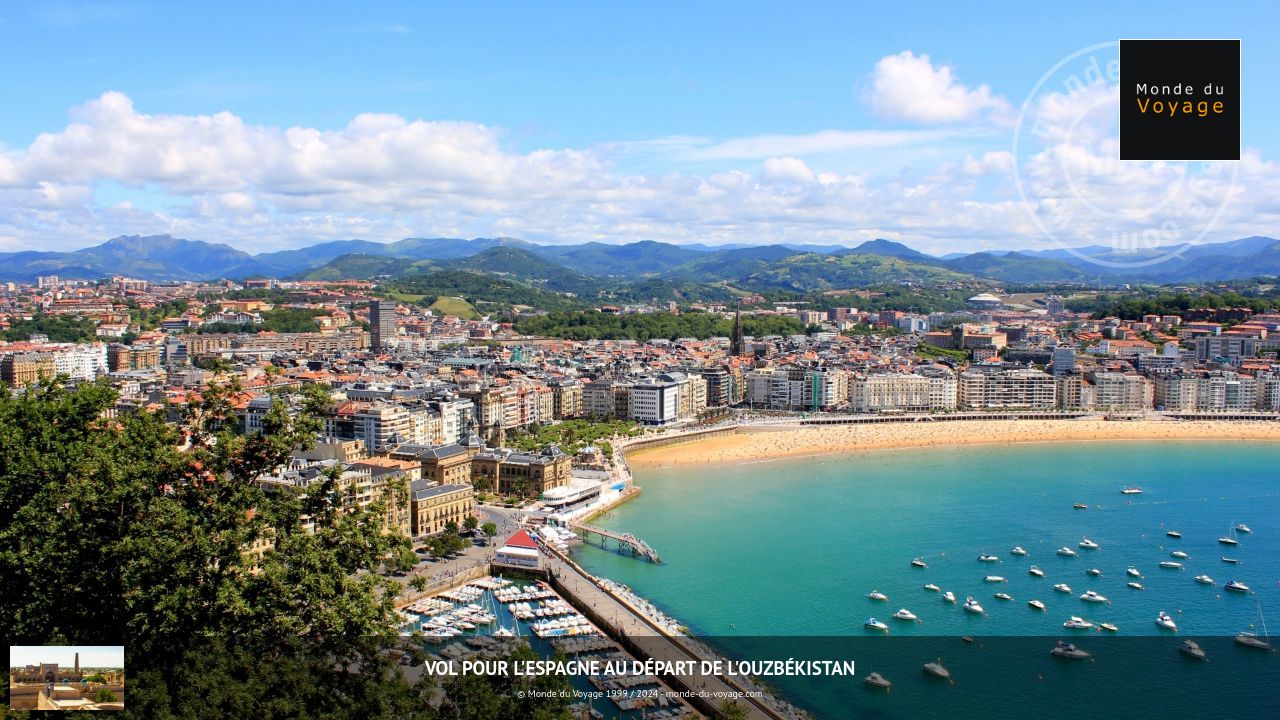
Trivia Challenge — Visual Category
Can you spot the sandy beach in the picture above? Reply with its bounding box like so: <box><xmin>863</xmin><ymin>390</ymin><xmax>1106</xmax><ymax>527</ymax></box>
<box><xmin>625</xmin><ymin>419</ymin><xmax>1280</xmax><ymax>468</ymax></box>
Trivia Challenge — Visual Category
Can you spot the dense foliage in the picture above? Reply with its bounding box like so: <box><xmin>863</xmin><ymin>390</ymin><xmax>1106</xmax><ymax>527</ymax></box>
<box><xmin>0</xmin><ymin>312</ymin><xmax>99</xmax><ymax>343</ymax></box>
<box><xmin>0</xmin><ymin>380</ymin><xmax>573</xmax><ymax>719</ymax></box>
<box><xmin>1071</xmin><ymin>291</ymin><xmax>1280</xmax><ymax>319</ymax></box>
<box><xmin>506</xmin><ymin>418</ymin><xmax>640</xmax><ymax>454</ymax></box>
<box><xmin>126</xmin><ymin>298</ymin><xmax>191</xmax><ymax>331</ymax></box>
<box><xmin>192</xmin><ymin>307</ymin><xmax>328</xmax><ymax>334</ymax></box>
<box><xmin>515</xmin><ymin>310</ymin><xmax>806</xmax><ymax>341</ymax></box>
<box><xmin>386</xmin><ymin>270</ymin><xmax>588</xmax><ymax>314</ymax></box>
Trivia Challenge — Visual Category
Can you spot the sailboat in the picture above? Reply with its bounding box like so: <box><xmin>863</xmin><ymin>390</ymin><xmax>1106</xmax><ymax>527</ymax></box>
<box><xmin>1235</xmin><ymin>599</ymin><xmax>1273</xmax><ymax>650</ymax></box>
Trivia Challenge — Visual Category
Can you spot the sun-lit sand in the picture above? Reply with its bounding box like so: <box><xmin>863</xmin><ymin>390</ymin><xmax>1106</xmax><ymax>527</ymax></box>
<box><xmin>625</xmin><ymin>419</ymin><xmax>1280</xmax><ymax>468</ymax></box>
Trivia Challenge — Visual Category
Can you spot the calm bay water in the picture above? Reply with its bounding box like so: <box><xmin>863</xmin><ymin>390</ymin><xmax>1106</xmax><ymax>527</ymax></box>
<box><xmin>574</xmin><ymin>441</ymin><xmax>1280</xmax><ymax>719</ymax></box>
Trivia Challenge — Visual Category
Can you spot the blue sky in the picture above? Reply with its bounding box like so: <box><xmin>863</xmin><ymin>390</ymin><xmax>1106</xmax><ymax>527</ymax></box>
<box><xmin>9</xmin><ymin>645</ymin><xmax>124</xmax><ymax>669</ymax></box>
<box><xmin>1</xmin><ymin>1</ymin><xmax>1277</xmax><ymax>254</ymax></box>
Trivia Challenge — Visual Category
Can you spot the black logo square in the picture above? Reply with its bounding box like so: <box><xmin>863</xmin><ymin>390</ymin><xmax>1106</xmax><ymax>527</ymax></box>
<box><xmin>1120</xmin><ymin>39</ymin><xmax>1240</xmax><ymax>161</ymax></box>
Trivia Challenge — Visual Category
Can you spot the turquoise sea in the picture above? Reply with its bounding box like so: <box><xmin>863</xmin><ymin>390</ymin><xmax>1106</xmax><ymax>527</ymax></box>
<box><xmin>574</xmin><ymin>441</ymin><xmax>1280</xmax><ymax>719</ymax></box>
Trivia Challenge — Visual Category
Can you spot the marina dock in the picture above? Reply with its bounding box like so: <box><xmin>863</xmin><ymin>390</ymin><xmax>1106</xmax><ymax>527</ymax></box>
<box><xmin>569</xmin><ymin>520</ymin><xmax>662</xmax><ymax>563</ymax></box>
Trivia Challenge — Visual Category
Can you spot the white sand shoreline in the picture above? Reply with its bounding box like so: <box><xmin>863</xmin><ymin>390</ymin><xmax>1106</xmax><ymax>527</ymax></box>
<box><xmin>625</xmin><ymin>419</ymin><xmax>1280</xmax><ymax>469</ymax></box>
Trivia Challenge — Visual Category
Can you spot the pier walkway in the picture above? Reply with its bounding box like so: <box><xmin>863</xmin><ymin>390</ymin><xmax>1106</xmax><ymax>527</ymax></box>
<box><xmin>568</xmin><ymin>520</ymin><xmax>662</xmax><ymax>563</ymax></box>
<box><xmin>545</xmin><ymin>554</ymin><xmax>785</xmax><ymax>720</ymax></box>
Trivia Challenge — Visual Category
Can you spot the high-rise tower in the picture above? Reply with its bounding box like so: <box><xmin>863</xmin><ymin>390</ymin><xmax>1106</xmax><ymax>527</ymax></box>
<box><xmin>369</xmin><ymin>300</ymin><xmax>396</xmax><ymax>350</ymax></box>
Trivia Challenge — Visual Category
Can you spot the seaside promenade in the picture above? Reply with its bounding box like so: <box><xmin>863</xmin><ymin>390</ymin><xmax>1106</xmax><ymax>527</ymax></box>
<box><xmin>543</xmin><ymin>552</ymin><xmax>787</xmax><ymax>720</ymax></box>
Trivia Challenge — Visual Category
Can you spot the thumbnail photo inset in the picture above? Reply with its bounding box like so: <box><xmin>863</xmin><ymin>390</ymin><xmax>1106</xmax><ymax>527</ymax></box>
<box><xmin>8</xmin><ymin>646</ymin><xmax>124</xmax><ymax>712</ymax></box>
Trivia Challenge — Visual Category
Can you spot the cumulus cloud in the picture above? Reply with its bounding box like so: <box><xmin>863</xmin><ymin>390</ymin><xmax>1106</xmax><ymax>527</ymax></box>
<box><xmin>864</xmin><ymin>51</ymin><xmax>1012</xmax><ymax>125</ymax></box>
<box><xmin>0</xmin><ymin>89</ymin><xmax>1275</xmax><ymax>256</ymax></box>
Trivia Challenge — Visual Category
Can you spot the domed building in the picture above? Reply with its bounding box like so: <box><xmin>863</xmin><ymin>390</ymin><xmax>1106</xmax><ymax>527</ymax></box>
<box><xmin>967</xmin><ymin>293</ymin><xmax>1004</xmax><ymax>309</ymax></box>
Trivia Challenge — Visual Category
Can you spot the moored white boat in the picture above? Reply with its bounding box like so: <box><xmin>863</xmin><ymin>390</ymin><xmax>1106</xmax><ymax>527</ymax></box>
<box><xmin>892</xmin><ymin>608</ymin><xmax>919</xmax><ymax>622</ymax></box>
<box><xmin>1194</xmin><ymin>575</ymin><xmax>1214</xmax><ymax>585</ymax></box>
<box><xmin>1029</xmin><ymin>565</ymin><xmax>1046</xmax><ymax>577</ymax></box>
<box><xmin>1011</xmin><ymin>546</ymin><xmax>1028</xmax><ymax>556</ymax></box>
<box><xmin>943</xmin><ymin>591</ymin><xmax>957</xmax><ymax>604</ymax></box>
<box><xmin>1078</xmin><ymin>537</ymin><xmax>1099</xmax><ymax>550</ymax></box>
<box><xmin>1224</xmin><ymin>580</ymin><xmax>1250</xmax><ymax>593</ymax></box>
<box><xmin>1063</xmin><ymin>616</ymin><xmax>1093</xmax><ymax>629</ymax></box>
<box><xmin>978</xmin><ymin>554</ymin><xmax>1000</xmax><ymax>562</ymax></box>
<box><xmin>1079</xmin><ymin>590</ymin><xmax>1108</xmax><ymax>603</ymax></box>
<box><xmin>1128</xmin><ymin>582</ymin><xmax>1144</xmax><ymax>590</ymax></box>
<box><xmin>1126</xmin><ymin>566</ymin><xmax>1142</xmax><ymax>577</ymax></box>
<box><xmin>994</xmin><ymin>592</ymin><xmax>1013</xmax><ymax>600</ymax></box>
<box><xmin>1057</xmin><ymin>547</ymin><xmax>1077</xmax><ymax>557</ymax></box>
<box><xmin>864</xmin><ymin>617</ymin><xmax>890</xmax><ymax>632</ymax></box>
<box><xmin>983</xmin><ymin>575</ymin><xmax>1007</xmax><ymax>583</ymax></box>
<box><xmin>962</xmin><ymin>596</ymin><xmax>984</xmax><ymax>614</ymax></box>
<box><xmin>1159</xmin><ymin>561</ymin><xmax>1183</xmax><ymax>569</ymax></box>
<box><xmin>1028</xmin><ymin>599</ymin><xmax>1046</xmax><ymax>610</ymax></box>
<box><xmin>1155</xmin><ymin>611</ymin><xmax>1178</xmax><ymax>631</ymax></box>
<box><xmin>868</xmin><ymin>590</ymin><xmax>889</xmax><ymax>601</ymax></box>
<box><xmin>1053</xmin><ymin>583</ymin><xmax>1072</xmax><ymax>593</ymax></box>
<box><xmin>923</xmin><ymin>583</ymin><xmax>940</xmax><ymax>592</ymax></box>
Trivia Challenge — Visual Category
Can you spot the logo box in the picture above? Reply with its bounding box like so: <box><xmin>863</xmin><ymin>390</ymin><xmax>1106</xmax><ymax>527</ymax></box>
<box><xmin>1119</xmin><ymin>39</ymin><xmax>1240</xmax><ymax>161</ymax></box>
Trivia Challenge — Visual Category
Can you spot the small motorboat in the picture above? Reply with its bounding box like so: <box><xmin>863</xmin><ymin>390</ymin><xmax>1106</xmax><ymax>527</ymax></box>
<box><xmin>1235</xmin><ymin>523</ymin><xmax>1252</xmax><ymax>534</ymax></box>
<box><xmin>1166</xmin><ymin>530</ymin><xmax>1181</xmax><ymax>538</ymax></box>
<box><xmin>923</xmin><ymin>661</ymin><xmax>950</xmax><ymax>679</ymax></box>
<box><xmin>994</xmin><ymin>592</ymin><xmax>1013</xmax><ymax>601</ymax></box>
<box><xmin>1180</xmin><ymin>640</ymin><xmax>1207</xmax><ymax>660</ymax></box>
<box><xmin>1099</xmin><ymin>622</ymin><xmax>1118</xmax><ymax>632</ymax></box>
<box><xmin>1029</xmin><ymin>565</ymin><xmax>1046</xmax><ymax>577</ymax></box>
<box><xmin>1079</xmin><ymin>590</ymin><xmax>1109</xmax><ymax>603</ymax></box>
<box><xmin>911</xmin><ymin>557</ymin><xmax>928</xmax><ymax>568</ymax></box>
<box><xmin>1078</xmin><ymin>537</ymin><xmax>1100</xmax><ymax>550</ymax></box>
<box><xmin>1128</xmin><ymin>582</ymin><xmax>1144</xmax><ymax>590</ymax></box>
<box><xmin>1011</xmin><ymin>546</ymin><xmax>1028</xmax><ymax>556</ymax></box>
<box><xmin>868</xmin><ymin>590</ymin><xmax>889</xmax><ymax>601</ymax></box>
<box><xmin>865</xmin><ymin>617</ymin><xmax>890</xmax><ymax>632</ymax></box>
<box><xmin>963</xmin><ymin>596</ymin><xmax>984</xmax><ymax>614</ymax></box>
<box><xmin>1121</xmin><ymin>486</ymin><xmax>1143</xmax><ymax>494</ymax></box>
<box><xmin>1053</xmin><ymin>583</ymin><xmax>1072</xmax><ymax>593</ymax></box>
<box><xmin>943</xmin><ymin>591</ymin><xmax>957</xmax><ymax>604</ymax></box>
<box><xmin>1086</xmin><ymin>568</ymin><xmax>1102</xmax><ymax>577</ymax></box>
<box><xmin>1050</xmin><ymin>640</ymin><xmax>1091</xmax><ymax>659</ymax></box>
<box><xmin>864</xmin><ymin>672</ymin><xmax>892</xmax><ymax>689</ymax></box>
<box><xmin>1219</xmin><ymin>536</ymin><xmax>1239</xmax><ymax>546</ymax></box>
<box><xmin>1194</xmin><ymin>575</ymin><xmax>1215</xmax><ymax>585</ymax></box>
<box><xmin>1155</xmin><ymin>611</ymin><xmax>1178</xmax><ymax>631</ymax></box>
<box><xmin>1170</xmin><ymin>551</ymin><xmax>1189</xmax><ymax>559</ymax></box>
<box><xmin>1057</xmin><ymin>547</ymin><xmax>1078</xmax><ymax>557</ymax></box>
<box><xmin>961</xmin><ymin>635</ymin><xmax>973</xmax><ymax>643</ymax></box>
<box><xmin>923</xmin><ymin>583</ymin><xmax>940</xmax><ymax>592</ymax></box>
<box><xmin>978</xmin><ymin>554</ymin><xmax>1000</xmax><ymax>562</ymax></box>
<box><xmin>1224</xmin><ymin>580</ymin><xmax>1250</xmax><ymax>593</ymax></box>
<box><xmin>1073</xmin><ymin>503</ymin><xmax>1088</xmax><ymax>509</ymax></box>
<box><xmin>983</xmin><ymin>575</ymin><xmax>1007</xmax><ymax>583</ymax></box>
<box><xmin>1028</xmin><ymin>599</ymin><xmax>1046</xmax><ymax>611</ymax></box>
<box><xmin>1063</xmin><ymin>616</ymin><xmax>1093</xmax><ymax>629</ymax></box>
<box><xmin>1126</xmin><ymin>566</ymin><xmax>1142</xmax><ymax>577</ymax></box>
<box><xmin>893</xmin><ymin>608</ymin><xmax>919</xmax><ymax>622</ymax></box>
<box><xmin>1159</xmin><ymin>561</ymin><xmax>1183</xmax><ymax>569</ymax></box>
<box><xmin>1221</xmin><ymin>557</ymin><xmax>1240</xmax><ymax>564</ymax></box>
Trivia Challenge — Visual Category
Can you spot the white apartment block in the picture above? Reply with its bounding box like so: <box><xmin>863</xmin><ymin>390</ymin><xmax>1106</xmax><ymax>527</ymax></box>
<box><xmin>958</xmin><ymin>368</ymin><xmax>1056</xmax><ymax>410</ymax></box>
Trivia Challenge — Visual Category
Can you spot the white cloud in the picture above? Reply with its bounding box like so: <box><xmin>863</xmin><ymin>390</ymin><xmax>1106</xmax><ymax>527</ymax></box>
<box><xmin>0</xmin><ymin>90</ymin><xmax>1276</xmax><ymax>256</ymax></box>
<box><xmin>864</xmin><ymin>51</ymin><xmax>1012</xmax><ymax>125</ymax></box>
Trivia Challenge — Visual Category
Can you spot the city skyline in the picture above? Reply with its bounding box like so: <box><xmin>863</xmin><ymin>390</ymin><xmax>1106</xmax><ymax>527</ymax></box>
<box><xmin>1</xmin><ymin>2</ymin><xmax>1278</xmax><ymax>256</ymax></box>
<box><xmin>8</xmin><ymin>645</ymin><xmax>124</xmax><ymax>669</ymax></box>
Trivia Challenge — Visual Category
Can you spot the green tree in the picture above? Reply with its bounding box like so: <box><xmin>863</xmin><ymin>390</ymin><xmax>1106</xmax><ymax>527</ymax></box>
<box><xmin>481</xmin><ymin>522</ymin><xmax>498</xmax><ymax>540</ymax></box>
<box><xmin>94</xmin><ymin>689</ymin><xmax>118</xmax><ymax>703</ymax></box>
<box><xmin>717</xmin><ymin>700</ymin><xmax>750</xmax><ymax>720</ymax></box>
<box><xmin>463</xmin><ymin>515</ymin><xmax>478</xmax><ymax>532</ymax></box>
